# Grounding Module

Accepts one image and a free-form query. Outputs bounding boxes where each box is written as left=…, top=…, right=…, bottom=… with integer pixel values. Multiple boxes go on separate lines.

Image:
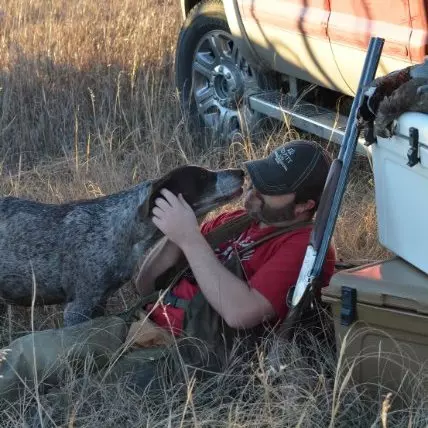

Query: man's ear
left=295, top=199, right=316, bottom=216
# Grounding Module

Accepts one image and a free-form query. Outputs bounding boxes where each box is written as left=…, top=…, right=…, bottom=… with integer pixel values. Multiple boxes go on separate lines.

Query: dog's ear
left=137, top=175, right=171, bottom=220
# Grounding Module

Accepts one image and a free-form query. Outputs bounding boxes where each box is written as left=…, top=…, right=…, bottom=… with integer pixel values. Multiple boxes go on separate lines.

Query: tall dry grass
left=0, top=0, right=419, bottom=426
left=0, top=0, right=388, bottom=257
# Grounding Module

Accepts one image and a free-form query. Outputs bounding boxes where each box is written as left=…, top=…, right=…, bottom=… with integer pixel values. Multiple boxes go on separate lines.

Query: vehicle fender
left=180, top=0, right=270, bottom=72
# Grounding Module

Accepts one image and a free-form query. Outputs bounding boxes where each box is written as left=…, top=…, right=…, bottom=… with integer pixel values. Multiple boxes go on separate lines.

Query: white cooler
left=372, top=112, right=428, bottom=275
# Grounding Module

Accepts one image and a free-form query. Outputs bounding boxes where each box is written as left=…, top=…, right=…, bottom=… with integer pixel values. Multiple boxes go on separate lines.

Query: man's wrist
left=180, top=229, right=207, bottom=255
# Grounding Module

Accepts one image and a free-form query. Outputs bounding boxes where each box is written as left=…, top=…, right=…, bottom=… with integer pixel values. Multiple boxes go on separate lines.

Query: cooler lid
left=322, top=257, right=428, bottom=314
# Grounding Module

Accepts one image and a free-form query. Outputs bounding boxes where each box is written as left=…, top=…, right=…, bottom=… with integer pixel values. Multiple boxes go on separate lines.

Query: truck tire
left=175, top=0, right=277, bottom=143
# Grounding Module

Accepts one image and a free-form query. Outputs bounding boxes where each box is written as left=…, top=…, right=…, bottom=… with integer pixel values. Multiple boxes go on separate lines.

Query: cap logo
left=274, top=147, right=295, bottom=171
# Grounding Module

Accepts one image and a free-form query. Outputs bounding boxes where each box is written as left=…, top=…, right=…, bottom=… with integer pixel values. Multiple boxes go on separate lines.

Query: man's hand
left=152, top=188, right=201, bottom=248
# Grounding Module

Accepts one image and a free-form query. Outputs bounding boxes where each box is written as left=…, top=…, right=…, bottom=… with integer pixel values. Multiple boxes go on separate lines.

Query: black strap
left=119, top=289, right=192, bottom=322
left=153, top=213, right=253, bottom=291
left=161, top=219, right=314, bottom=309
left=122, top=214, right=314, bottom=316
left=235, top=220, right=313, bottom=257
left=162, top=290, right=191, bottom=310
left=156, top=214, right=313, bottom=291
left=118, top=290, right=163, bottom=323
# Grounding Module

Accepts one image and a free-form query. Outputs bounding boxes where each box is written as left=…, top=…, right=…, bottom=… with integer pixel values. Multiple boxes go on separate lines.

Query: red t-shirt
left=147, top=209, right=336, bottom=335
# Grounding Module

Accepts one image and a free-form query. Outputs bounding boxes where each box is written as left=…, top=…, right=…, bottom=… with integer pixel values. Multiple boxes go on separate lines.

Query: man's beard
left=245, top=194, right=296, bottom=224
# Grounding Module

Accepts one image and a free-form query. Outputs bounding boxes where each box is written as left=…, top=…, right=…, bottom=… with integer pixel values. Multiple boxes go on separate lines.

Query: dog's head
left=139, top=165, right=245, bottom=221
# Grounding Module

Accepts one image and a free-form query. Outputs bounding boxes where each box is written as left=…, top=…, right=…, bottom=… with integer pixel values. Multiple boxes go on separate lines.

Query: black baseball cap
left=243, top=140, right=332, bottom=199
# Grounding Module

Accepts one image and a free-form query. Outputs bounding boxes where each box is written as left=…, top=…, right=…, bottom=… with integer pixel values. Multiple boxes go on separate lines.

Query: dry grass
left=0, top=0, right=421, bottom=426
left=2, top=325, right=428, bottom=427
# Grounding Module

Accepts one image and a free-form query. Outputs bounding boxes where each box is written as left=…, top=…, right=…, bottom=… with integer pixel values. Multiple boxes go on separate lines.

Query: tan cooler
left=321, top=257, right=428, bottom=402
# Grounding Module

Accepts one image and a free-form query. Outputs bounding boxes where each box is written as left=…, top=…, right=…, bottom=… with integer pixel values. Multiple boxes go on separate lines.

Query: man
left=135, top=139, right=336, bottom=339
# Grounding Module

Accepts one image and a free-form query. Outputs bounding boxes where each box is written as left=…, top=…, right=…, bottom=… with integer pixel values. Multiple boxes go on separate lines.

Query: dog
left=0, top=165, right=245, bottom=326
left=374, top=77, right=428, bottom=137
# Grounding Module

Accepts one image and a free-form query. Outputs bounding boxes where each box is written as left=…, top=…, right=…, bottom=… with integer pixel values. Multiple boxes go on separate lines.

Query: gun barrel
left=313, top=36, right=384, bottom=277
left=291, top=37, right=384, bottom=307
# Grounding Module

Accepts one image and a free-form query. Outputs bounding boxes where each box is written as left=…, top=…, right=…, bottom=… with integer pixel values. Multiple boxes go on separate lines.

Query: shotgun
left=275, top=36, right=385, bottom=344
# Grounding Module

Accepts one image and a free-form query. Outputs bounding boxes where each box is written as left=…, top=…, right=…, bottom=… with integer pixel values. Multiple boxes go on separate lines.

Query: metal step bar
left=249, top=91, right=371, bottom=156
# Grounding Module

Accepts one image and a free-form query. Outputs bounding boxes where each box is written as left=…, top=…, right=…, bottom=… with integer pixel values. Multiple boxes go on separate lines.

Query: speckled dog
left=0, top=165, right=244, bottom=326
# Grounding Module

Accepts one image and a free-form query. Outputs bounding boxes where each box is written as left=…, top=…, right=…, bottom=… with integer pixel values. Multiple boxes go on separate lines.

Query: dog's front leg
left=63, top=295, right=107, bottom=326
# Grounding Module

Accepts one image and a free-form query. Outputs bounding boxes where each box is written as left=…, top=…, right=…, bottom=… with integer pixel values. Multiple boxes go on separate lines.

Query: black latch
left=340, top=286, right=357, bottom=326
left=407, top=127, right=420, bottom=167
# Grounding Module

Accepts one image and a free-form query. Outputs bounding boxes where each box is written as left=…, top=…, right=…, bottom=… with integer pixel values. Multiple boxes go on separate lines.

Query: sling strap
left=152, top=213, right=253, bottom=293
left=120, top=213, right=252, bottom=322
left=162, top=216, right=314, bottom=310
left=121, top=213, right=313, bottom=322
left=163, top=291, right=192, bottom=310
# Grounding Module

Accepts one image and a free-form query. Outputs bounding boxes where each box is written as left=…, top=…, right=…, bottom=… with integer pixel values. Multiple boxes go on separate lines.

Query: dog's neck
left=136, top=220, right=163, bottom=250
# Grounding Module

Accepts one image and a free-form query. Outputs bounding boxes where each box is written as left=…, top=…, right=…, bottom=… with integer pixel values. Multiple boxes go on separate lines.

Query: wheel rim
left=192, top=30, right=261, bottom=141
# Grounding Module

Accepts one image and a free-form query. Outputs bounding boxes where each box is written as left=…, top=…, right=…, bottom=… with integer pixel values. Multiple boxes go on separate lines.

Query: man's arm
left=135, top=236, right=183, bottom=296
left=180, top=234, right=276, bottom=329
left=151, top=190, right=276, bottom=329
